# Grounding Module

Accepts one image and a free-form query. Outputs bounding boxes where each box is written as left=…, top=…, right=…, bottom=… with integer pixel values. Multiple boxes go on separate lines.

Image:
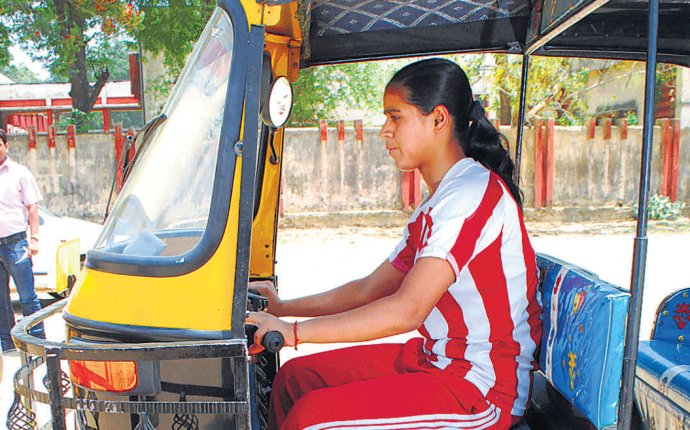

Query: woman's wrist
left=293, top=320, right=300, bottom=350
left=270, top=299, right=289, bottom=317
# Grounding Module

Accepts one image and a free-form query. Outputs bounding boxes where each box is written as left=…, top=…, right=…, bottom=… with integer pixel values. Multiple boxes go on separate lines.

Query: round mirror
left=262, top=76, right=293, bottom=128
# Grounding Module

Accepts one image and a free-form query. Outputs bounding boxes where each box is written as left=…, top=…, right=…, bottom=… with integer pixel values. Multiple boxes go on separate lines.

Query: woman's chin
left=391, top=158, right=411, bottom=171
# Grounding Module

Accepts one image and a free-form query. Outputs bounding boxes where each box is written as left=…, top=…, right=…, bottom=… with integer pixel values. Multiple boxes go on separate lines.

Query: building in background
left=0, top=54, right=144, bottom=134
left=581, top=59, right=687, bottom=125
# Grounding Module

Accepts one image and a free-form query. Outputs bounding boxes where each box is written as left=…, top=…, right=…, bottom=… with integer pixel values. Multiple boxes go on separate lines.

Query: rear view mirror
left=261, top=76, right=293, bottom=129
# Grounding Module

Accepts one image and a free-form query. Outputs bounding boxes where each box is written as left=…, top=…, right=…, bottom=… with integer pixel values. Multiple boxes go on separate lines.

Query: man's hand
left=249, top=280, right=284, bottom=316
left=26, top=203, right=40, bottom=256
left=28, top=237, right=39, bottom=256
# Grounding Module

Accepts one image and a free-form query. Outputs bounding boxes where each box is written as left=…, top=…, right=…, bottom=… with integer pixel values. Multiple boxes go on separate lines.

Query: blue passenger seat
left=635, top=288, right=690, bottom=428
left=523, top=254, right=630, bottom=430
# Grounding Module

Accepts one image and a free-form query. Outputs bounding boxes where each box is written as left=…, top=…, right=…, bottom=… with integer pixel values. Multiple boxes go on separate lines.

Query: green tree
left=133, top=0, right=215, bottom=110
left=1, top=64, right=41, bottom=83
left=491, top=55, right=590, bottom=125
left=0, top=23, right=10, bottom=69
left=136, top=0, right=215, bottom=75
left=0, top=1, right=213, bottom=123
left=0, top=0, right=143, bottom=121
left=88, top=37, right=136, bottom=81
left=289, top=62, right=393, bottom=126
left=289, top=54, right=492, bottom=127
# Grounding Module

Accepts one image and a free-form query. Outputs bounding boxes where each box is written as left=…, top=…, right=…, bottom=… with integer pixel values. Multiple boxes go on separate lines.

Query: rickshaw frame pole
left=45, top=347, right=67, bottom=430
left=617, top=0, right=659, bottom=428
left=524, top=0, right=609, bottom=56
left=514, top=54, right=530, bottom=187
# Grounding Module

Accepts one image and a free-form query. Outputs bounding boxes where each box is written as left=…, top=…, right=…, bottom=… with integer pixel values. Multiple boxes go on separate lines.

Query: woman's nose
left=380, top=122, right=392, bottom=138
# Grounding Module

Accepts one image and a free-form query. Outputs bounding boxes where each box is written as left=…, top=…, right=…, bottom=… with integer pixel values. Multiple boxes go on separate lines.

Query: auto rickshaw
left=8, top=0, right=689, bottom=429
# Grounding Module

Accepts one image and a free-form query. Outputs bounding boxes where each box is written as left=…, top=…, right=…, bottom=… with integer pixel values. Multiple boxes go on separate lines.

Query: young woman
left=246, top=58, right=542, bottom=430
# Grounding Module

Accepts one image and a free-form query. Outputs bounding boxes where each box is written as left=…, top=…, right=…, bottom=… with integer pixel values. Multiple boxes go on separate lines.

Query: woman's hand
left=245, top=312, right=294, bottom=354
left=249, top=280, right=284, bottom=316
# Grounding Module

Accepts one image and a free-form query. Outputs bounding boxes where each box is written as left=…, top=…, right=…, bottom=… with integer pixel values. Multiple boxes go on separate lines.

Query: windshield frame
left=85, top=0, right=250, bottom=277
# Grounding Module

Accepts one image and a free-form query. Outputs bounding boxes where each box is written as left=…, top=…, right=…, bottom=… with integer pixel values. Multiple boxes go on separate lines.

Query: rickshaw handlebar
left=262, top=331, right=284, bottom=353
left=245, top=324, right=284, bottom=353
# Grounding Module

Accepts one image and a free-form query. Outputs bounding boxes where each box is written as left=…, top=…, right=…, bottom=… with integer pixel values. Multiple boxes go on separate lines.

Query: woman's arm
left=250, top=259, right=406, bottom=318
left=246, top=257, right=455, bottom=347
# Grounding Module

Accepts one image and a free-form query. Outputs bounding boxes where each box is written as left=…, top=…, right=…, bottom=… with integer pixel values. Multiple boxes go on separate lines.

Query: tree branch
left=86, top=69, right=110, bottom=111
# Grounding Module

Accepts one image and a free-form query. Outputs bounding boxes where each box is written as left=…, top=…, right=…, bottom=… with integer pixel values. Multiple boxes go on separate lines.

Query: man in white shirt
left=0, top=129, right=44, bottom=352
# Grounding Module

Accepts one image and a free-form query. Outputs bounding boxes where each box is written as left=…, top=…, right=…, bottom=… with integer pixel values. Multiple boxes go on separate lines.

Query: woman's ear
left=432, top=105, right=451, bottom=132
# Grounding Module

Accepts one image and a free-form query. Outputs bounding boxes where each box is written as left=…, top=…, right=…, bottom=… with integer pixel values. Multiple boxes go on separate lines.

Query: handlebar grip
left=262, top=331, right=284, bottom=353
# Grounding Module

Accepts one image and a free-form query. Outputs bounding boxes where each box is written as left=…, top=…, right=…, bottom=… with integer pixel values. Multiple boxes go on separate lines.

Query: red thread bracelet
left=293, top=321, right=299, bottom=350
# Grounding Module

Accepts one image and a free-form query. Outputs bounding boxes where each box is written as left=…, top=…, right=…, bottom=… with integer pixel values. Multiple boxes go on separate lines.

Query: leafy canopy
left=0, top=1, right=213, bottom=116
left=1, top=64, right=41, bottom=83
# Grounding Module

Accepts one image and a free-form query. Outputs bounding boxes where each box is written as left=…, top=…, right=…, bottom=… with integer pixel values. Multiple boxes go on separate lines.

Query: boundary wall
left=5, top=122, right=688, bottom=222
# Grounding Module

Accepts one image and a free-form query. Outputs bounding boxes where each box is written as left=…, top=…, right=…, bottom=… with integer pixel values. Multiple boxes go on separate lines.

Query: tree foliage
left=136, top=0, right=215, bottom=75
left=290, top=62, right=395, bottom=126
left=0, top=0, right=143, bottom=119
left=1, top=64, right=41, bottom=83
left=289, top=56, right=485, bottom=127
left=0, top=23, right=10, bottom=69
left=1, top=4, right=670, bottom=130
left=489, top=55, right=590, bottom=125
left=288, top=54, right=590, bottom=127
left=0, top=0, right=213, bottom=121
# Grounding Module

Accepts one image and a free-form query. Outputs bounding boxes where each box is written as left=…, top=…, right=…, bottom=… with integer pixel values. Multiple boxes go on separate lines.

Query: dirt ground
left=278, top=217, right=690, bottom=243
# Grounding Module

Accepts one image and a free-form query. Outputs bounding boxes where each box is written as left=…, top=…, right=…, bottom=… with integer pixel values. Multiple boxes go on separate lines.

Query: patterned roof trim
left=311, top=0, right=530, bottom=37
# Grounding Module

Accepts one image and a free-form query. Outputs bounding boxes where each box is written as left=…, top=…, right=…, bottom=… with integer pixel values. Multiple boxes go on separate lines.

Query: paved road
left=276, top=226, right=690, bottom=342
left=1, top=226, right=688, bottom=427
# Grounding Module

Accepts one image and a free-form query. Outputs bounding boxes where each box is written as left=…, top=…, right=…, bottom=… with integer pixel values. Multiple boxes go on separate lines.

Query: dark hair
left=0, top=129, right=6, bottom=145
left=387, top=58, right=522, bottom=206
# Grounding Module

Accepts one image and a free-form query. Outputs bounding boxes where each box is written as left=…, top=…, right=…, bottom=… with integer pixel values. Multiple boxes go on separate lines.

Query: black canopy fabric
left=303, top=0, right=530, bottom=65
left=538, top=0, right=690, bottom=67
left=310, top=0, right=528, bottom=36
left=300, top=0, right=690, bottom=68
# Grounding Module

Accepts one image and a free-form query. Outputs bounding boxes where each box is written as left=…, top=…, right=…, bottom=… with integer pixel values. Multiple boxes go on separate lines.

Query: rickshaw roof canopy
left=301, top=0, right=690, bottom=67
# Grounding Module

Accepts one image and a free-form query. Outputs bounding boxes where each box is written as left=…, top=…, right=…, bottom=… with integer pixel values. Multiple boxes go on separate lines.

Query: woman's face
left=380, top=86, right=436, bottom=172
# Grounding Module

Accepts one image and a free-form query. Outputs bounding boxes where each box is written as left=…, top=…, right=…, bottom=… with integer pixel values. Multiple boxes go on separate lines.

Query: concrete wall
left=680, top=128, right=690, bottom=204
left=5, top=124, right=688, bottom=220
left=284, top=124, right=689, bottom=212
left=6, top=133, right=115, bottom=221
left=680, top=68, right=690, bottom=129
left=281, top=128, right=401, bottom=212
left=514, top=125, right=667, bottom=208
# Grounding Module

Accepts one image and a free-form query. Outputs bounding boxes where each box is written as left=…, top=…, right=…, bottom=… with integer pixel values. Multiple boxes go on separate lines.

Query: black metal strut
left=513, top=54, right=530, bottom=187
left=617, top=0, right=659, bottom=429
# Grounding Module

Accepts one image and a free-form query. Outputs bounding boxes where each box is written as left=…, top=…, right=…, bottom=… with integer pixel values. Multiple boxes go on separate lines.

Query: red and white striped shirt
left=389, top=158, right=542, bottom=416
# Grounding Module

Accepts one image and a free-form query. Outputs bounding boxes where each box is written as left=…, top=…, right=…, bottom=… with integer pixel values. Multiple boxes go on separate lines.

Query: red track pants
left=269, top=340, right=519, bottom=430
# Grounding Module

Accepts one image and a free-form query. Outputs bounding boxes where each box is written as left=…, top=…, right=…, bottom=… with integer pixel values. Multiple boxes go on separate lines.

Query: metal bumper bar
left=8, top=300, right=251, bottom=430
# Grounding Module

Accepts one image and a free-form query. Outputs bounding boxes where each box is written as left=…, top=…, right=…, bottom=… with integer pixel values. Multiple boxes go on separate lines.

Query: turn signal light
left=70, top=360, right=138, bottom=392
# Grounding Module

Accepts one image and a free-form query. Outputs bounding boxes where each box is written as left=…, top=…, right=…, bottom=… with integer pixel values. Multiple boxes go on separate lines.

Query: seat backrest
left=537, top=254, right=630, bottom=430
left=650, top=288, right=690, bottom=343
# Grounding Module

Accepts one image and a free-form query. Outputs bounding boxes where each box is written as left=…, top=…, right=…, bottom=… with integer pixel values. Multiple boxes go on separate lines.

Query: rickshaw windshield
left=93, top=8, right=234, bottom=258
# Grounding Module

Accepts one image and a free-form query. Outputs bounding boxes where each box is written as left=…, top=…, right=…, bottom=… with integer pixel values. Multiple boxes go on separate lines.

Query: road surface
left=1, top=223, right=688, bottom=426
